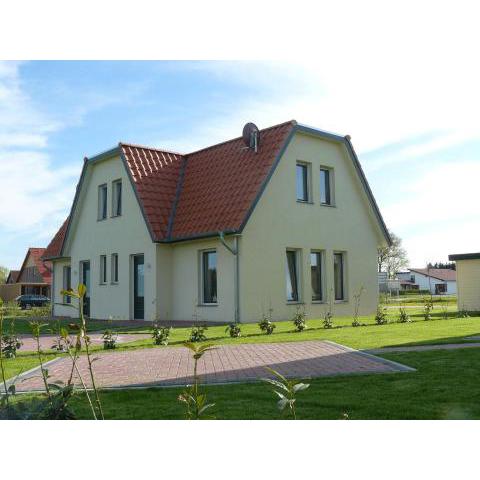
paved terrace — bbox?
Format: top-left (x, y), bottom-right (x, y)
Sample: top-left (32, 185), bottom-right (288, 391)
top-left (8, 340), bottom-right (414, 392)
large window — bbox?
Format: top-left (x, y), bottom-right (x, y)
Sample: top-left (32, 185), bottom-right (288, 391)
top-left (286, 250), bottom-right (300, 302)
top-left (296, 163), bottom-right (310, 202)
top-left (100, 255), bottom-right (107, 284)
top-left (111, 253), bottom-right (119, 284)
top-left (320, 167), bottom-right (333, 205)
top-left (62, 266), bottom-right (71, 304)
top-left (202, 250), bottom-right (217, 304)
top-left (112, 179), bottom-right (122, 217)
top-left (98, 184), bottom-right (107, 220)
top-left (310, 251), bottom-right (324, 302)
top-left (334, 252), bottom-right (345, 301)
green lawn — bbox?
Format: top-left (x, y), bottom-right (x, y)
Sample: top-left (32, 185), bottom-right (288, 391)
top-left (25, 348), bottom-right (478, 419)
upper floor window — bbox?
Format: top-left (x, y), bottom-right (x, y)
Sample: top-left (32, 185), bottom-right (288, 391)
top-left (112, 179), bottom-right (122, 217)
top-left (286, 249), bottom-right (300, 302)
top-left (311, 251), bottom-right (324, 302)
top-left (320, 167), bottom-right (333, 205)
top-left (100, 255), bottom-right (107, 284)
top-left (202, 250), bottom-right (217, 304)
top-left (98, 184), bottom-right (107, 220)
top-left (296, 163), bottom-right (310, 202)
top-left (334, 252), bottom-right (346, 301)
top-left (111, 253), bottom-right (119, 284)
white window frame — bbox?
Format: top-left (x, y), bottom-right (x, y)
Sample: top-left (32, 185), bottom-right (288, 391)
top-left (62, 265), bottom-right (72, 304)
top-left (320, 166), bottom-right (335, 206)
top-left (112, 179), bottom-right (122, 217)
top-left (98, 184), bottom-right (108, 220)
top-left (111, 253), bottom-right (119, 284)
top-left (333, 251), bottom-right (347, 301)
top-left (296, 162), bottom-right (312, 203)
top-left (100, 255), bottom-right (107, 285)
top-left (200, 249), bottom-right (218, 305)
top-left (310, 250), bottom-right (325, 303)
top-left (286, 249), bottom-right (302, 303)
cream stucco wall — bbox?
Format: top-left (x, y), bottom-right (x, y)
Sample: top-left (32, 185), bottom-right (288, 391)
top-left (456, 259), bottom-right (480, 311)
top-left (169, 237), bottom-right (235, 323)
top-left (58, 154), bottom-right (158, 320)
top-left (238, 132), bottom-right (384, 322)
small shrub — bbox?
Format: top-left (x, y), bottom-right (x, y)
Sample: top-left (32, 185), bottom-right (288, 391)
top-left (258, 313), bottom-right (276, 335)
top-left (323, 311), bottom-right (333, 329)
top-left (30, 303), bottom-right (51, 318)
top-left (1, 332), bottom-right (22, 358)
top-left (102, 329), bottom-right (117, 349)
top-left (352, 286), bottom-right (365, 327)
top-left (189, 325), bottom-right (208, 342)
top-left (457, 309), bottom-right (470, 318)
top-left (292, 305), bottom-right (307, 332)
top-left (398, 307), bottom-right (411, 323)
top-left (262, 367), bottom-right (310, 420)
top-left (152, 324), bottom-right (172, 345)
top-left (423, 297), bottom-right (434, 321)
top-left (374, 306), bottom-right (388, 325)
top-left (225, 323), bottom-right (241, 338)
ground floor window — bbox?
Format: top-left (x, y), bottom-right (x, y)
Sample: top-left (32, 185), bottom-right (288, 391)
top-left (62, 266), bottom-right (71, 304)
top-left (334, 252), bottom-right (346, 300)
top-left (202, 250), bottom-right (217, 304)
top-left (100, 255), bottom-right (107, 284)
top-left (311, 251), bottom-right (324, 301)
top-left (286, 249), bottom-right (300, 302)
top-left (111, 253), bottom-right (119, 283)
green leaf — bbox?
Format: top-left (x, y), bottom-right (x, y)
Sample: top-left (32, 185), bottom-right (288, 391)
top-left (264, 366), bottom-right (288, 384)
top-left (274, 390), bottom-right (286, 400)
top-left (293, 383), bottom-right (310, 392)
top-left (198, 403), bottom-right (215, 415)
top-left (262, 378), bottom-right (289, 392)
top-left (277, 398), bottom-right (289, 410)
top-left (77, 283), bottom-right (87, 298)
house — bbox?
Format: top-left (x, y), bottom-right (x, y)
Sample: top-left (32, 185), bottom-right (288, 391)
top-left (377, 272), bottom-right (400, 295)
top-left (397, 268), bottom-right (457, 295)
top-left (448, 253), bottom-right (480, 311)
top-left (0, 249), bottom-right (52, 302)
top-left (44, 120), bottom-right (391, 323)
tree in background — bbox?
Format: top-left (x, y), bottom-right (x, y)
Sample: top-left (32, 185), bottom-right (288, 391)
top-left (427, 261), bottom-right (456, 270)
top-left (378, 231), bottom-right (408, 278)
top-left (0, 266), bottom-right (9, 284)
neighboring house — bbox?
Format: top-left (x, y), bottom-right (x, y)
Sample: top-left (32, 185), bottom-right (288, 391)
top-left (397, 268), bottom-right (457, 294)
top-left (448, 253), bottom-right (480, 311)
top-left (378, 272), bottom-right (400, 295)
top-left (0, 249), bottom-right (52, 302)
top-left (44, 120), bottom-right (391, 323)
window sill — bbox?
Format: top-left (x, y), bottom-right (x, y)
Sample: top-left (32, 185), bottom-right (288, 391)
top-left (99, 282), bottom-right (107, 286)
top-left (334, 300), bottom-right (348, 304)
top-left (286, 301), bottom-right (305, 305)
top-left (320, 203), bottom-right (336, 208)
top-left (312, 300), bottom-right (326, 304)
top-left (296, 200), bottom-right (314, 205)
top-left (110, 282), bottom-right (119, 285)
top-left (111, 214), bottom-right (122, 219)
top-left (97, 217), bottom-right (107, 222)
top-left (198, 303), bottom-right (219, 307)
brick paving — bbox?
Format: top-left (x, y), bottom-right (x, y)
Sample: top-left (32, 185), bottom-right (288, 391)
top-left (9, 340), bottom-right (413, 392)
top-left (17, 333), bottom-right (150, 351)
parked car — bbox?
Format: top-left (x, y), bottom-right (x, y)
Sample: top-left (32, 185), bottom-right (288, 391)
top-left (15, 295), bottom-right (50, 310)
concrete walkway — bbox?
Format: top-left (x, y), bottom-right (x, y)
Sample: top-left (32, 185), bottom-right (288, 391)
top-left (7, 340), bottom-right (414, 393)
top-left (367, 342), bottom-right (480, 354)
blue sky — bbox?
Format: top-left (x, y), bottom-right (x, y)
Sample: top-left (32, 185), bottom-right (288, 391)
top-left (1, 60), bottom-right (479, 270)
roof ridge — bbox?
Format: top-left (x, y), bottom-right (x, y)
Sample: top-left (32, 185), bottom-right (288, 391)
top-left (184, 119), bottom-right (297, 157)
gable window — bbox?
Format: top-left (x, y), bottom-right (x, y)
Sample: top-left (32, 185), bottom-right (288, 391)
top-left (62, 266), bottom-right (71, 304)
top-left (98, 184), bottom-right (107, 220)
top-left (100, 255), bottom-right (107, 284)
top-left (286, 249), bottom-right (300, 302)
top-left (310, 251), bottom-right (324, 302)
top-left (320, 167), bottom-right (333, 205)
top-left (296, 163), bottom-right (310, 202)
top-left (202, 250), bottom-right (217, 304)
top-left (111, 253), bottom-right (119, 284)
top-left (112, 179), bottom-right (122, 217)
top-left (334, 252), bottom-right (346, 301)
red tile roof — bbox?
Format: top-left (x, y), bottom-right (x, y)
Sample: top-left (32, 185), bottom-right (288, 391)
top-left (410, 268), bottom-right (457, 282)
top-left (43, 218), bottom-right (69, 259)
top-left (18, 248), bottom-right (52, 284)
top-left (45, 119), bottom-right (388, 257)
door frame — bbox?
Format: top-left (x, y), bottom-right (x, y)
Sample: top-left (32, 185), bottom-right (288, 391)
top-left (130, 254), bottom-right (145, 320)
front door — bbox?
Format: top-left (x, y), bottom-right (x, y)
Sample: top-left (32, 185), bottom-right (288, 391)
top-left (80, 261), bottom-right (91, 316)
top-left (133, 255), bottom-right (144, 320)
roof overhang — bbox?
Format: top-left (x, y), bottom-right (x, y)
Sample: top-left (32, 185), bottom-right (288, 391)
top-left (449, 253), bottom-right (480, 261)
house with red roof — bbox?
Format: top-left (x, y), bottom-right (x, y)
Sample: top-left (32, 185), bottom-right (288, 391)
top-left (0, 248), bottom-right (52, 301)
top-left (44, 120), bottom-right (391, 322)
top-left (397, 268), bottom-right (457, 295)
